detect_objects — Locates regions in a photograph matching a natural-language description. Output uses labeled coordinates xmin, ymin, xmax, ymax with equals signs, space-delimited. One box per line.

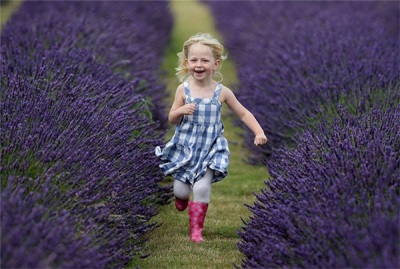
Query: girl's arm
xmin=168 ymin=84 xmax=196 ymax=125
xmin=222 ymin=86 xmax=268 ymax=146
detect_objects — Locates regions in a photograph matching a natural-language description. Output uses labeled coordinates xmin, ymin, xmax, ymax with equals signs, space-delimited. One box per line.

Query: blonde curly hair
xmin=175 ymin=33 xmax=227 ymax=82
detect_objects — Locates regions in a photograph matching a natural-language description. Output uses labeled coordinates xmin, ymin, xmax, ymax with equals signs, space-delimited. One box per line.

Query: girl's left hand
xmin=254 ymin=134 xmax=268 ymax=146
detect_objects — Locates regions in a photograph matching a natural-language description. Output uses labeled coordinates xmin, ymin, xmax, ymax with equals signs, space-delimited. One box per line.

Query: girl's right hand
xmin=254 ymin=133 xmax=268 ymax=146
xmin=181 ymin=103 xmax=196 ymax=115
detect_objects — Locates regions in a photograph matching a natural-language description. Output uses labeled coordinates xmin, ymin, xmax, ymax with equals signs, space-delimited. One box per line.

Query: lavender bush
xmin=205 ymin=1 xmax=399 ymax=162
xmin=1 ymin=175 xmax=106 ymax=269
xmin=2 ymin=0 xmax=172 ymax=127
xmin=238 ymin=105 xmax=400 ymax=268
xmin=205 ymin=1 xmax=400 ymax=267
xmin=1 ymin=1 xmax=172 ymax=268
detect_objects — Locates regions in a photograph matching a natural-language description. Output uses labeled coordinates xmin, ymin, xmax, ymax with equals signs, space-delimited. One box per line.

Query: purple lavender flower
xmin=204 ymin=2 xmax=399 ymax=267
xmin=205 ymin=1 xmax=399 ymax=162
xmin=237 ymin=105 xmax=400 ymax=268
xmin=1 ymin=1 xmax=173 ymax=268
xmin=1 ymin=175 xmax=106 ymax=269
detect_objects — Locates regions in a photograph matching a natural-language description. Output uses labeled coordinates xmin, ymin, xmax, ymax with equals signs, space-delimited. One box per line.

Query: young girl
xmin=155 ymin=33 xmax=267 ymax=243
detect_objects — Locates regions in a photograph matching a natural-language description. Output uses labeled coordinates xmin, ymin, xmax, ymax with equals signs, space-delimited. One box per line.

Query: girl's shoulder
xmin=219 ymin=84 xmax=235 ymax=103
xmin=174 ymin=83 xmax=186 ymax=101
xmin=176 ymin=83 xmax=186 ymax=94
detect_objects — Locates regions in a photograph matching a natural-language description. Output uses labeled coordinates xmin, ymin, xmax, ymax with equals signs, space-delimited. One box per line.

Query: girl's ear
xmin=214 ymin=59 xmax=221 ymax=70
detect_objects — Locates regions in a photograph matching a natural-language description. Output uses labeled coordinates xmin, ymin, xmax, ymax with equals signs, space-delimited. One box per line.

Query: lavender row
xmin=205 ymin=1 xmax=399 ymax=267
xmin=238 ymin=105 xmax=399 ymax=268
xmin=1 ymin=1 xmax=172 ymax=268
xmin=205 ymin=1 xmax=399 ymax=161
xmin=2 ymin=0 xmax=172 ymax=127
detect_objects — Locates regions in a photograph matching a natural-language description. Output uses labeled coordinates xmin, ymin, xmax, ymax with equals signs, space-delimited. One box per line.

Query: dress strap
xmin=212 ymin=83 xmax=222 ymax=100
xmin=183 ymin=81 xmax=191 ymax=97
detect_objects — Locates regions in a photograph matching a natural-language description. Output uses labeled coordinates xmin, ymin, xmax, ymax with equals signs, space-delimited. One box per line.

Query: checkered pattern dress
xmin=155 ymin=81 xmax=230 ymax=185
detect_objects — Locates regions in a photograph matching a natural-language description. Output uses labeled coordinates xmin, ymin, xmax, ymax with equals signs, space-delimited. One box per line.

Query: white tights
xmin=173 ymin=168 xmax=213 ymax=204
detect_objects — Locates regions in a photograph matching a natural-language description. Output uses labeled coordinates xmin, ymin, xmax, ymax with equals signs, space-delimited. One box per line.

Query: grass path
xmin=132 ymin=0 xmax=269 ymax=268
xmin=0 ymin=0 xmax=22 ymax=31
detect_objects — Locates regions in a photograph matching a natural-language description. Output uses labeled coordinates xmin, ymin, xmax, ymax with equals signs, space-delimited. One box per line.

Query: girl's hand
xmin=180 ymin=103 xmax=196 ymax=115
xmin=254 ymin=134 xmax=268 ymax=146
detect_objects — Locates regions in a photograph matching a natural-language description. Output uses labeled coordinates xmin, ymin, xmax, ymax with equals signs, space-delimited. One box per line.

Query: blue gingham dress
xmin=155 ymin=81 xmax=230 ymax=185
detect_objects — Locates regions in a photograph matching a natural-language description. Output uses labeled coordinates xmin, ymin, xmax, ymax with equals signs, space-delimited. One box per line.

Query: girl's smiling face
xmin=186 ymin=43 xmax=220 ymax=81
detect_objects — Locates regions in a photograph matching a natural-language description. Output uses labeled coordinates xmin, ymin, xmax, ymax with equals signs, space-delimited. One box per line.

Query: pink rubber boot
xmin=175 ymin=197 xmax=189 ymax=211
xmin=188 ymin=201 xmax=208 ymax=243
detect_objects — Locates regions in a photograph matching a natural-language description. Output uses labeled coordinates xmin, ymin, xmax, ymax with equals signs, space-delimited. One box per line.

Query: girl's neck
xmin=188 ymin=78 xmax=217 ymax=99
xmin=188 ymin=77 xmax=216 ymax=88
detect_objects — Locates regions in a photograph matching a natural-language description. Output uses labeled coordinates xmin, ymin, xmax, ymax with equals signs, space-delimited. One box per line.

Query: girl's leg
xmin=173 ymin=179 xmax=191 ymax=211
xmin=189 ymin=168 xmax=213 ymax=242
xmin=192 ymin=168 xmax=213 ymax=203
xmin=173 ymin=179 xmax=191 ymax=200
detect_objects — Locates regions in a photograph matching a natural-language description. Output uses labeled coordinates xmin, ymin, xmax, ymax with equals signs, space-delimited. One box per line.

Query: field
xmin=1 ymin=0 xmax=398 ymax=268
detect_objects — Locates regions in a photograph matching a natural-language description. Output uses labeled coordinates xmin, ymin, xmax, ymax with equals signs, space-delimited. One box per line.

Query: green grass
xmin=0 ymin=0 xmax=22 ymax=31
xmin=132 ymin=0 xmax=269 ymax=268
